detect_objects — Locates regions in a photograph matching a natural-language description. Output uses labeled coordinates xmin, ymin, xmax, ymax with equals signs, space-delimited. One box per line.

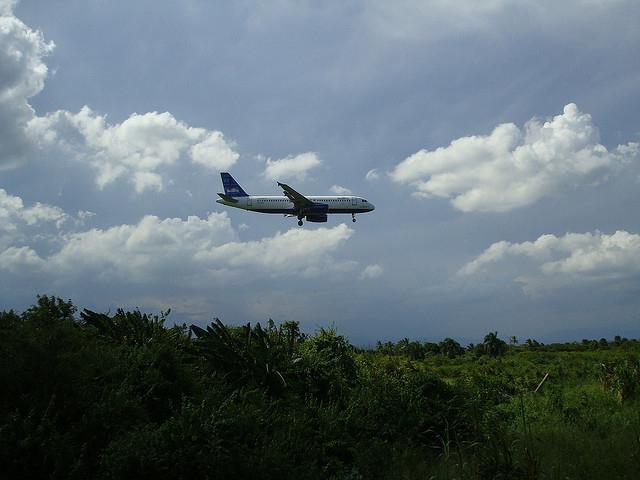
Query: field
xmin=2 ymin=296 xmax=639 ymax=479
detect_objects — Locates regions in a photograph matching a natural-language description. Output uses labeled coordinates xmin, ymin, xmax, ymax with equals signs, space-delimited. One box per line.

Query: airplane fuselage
xmin=216 ymin=172 xmax=374 ymax=225
xmin=216 ymin=195 xmax=374 ymax=215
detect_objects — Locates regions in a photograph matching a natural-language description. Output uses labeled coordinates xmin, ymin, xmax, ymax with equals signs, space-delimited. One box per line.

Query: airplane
xmin=216 ymin=172 xmax=375 ymax=226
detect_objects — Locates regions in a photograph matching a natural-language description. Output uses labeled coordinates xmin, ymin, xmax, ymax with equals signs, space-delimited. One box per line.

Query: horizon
xmin=5 ymin=293 xmax=638 ymax=349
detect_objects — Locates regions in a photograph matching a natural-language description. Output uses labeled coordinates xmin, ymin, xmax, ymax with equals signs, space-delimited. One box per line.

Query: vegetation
xmin=2 ymin=295 xmax=640 ymax=479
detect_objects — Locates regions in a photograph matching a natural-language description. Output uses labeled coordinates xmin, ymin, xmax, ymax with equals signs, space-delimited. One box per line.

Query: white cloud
xmin=198 ymin=223 xmax=355 ymax=278
xmin=359 ymin=264 xmax=383 ymax=279
xmin=0 ymin=189 xmax=24 ymax=226
xmin=190 ymin=131 xmax=239 ymax=172
xmin=329 ymin=185 xmax=352 ymax=195
xmin=0 ymin=245 xmax=45 ymax=274
xmin=460 ymin=230 xmax=640 ymax=292
xmin=0 ymin=188 xmax=67 ymax=247
xmin=365 ymin=168 xmax=380 ymax=181
xmin=0 ymin=1 xmax=16 ymax=16
xmin=262 ymin=152 xmax=321 ymax=181
xmin=28 ymin=107 xmax=239 ymax=193
xmin=76 ymin=210 xmax=96 ymax=225
xmin=48 ymin=213 xmax=238 ymax=282
xmin=0 ymin=4 xmax=54 ymax=169
xmin=391 ymin=104 xmax=640 ymax=212
xmin=20 ymin=202 xmax=67 ymax=228
xmin=0 ymin=197 xmax=356 ymax=284
xmin=1 ymin=5 xmax=237 ymax=190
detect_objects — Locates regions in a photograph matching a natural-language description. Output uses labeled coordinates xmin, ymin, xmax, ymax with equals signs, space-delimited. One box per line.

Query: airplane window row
xmin=255 ymin=199 xmax=357 ymax=203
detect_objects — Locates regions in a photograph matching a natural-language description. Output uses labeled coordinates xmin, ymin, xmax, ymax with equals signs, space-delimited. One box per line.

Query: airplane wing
xmin=277 ymin=181 xmax=314 ymax=210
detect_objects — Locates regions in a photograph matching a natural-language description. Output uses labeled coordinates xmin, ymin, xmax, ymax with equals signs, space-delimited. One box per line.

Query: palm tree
xmin=190 ymin=319 xmax=296 ymax=394
xmin=81 ymin=308 xmax=173 ymax=346
xmin=439 ymin=338 xmax=464 ymax=358
xmin=482 ymin=331 xmax=507 ymax=357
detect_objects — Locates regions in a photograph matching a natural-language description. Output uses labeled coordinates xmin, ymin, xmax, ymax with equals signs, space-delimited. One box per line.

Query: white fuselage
xmin=216 ymin=196 xmax=375 ymax=215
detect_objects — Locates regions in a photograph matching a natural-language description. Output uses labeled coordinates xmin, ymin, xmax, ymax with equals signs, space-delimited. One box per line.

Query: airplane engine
xmin=305 ymin=203 xmax=328 ymax=222
xmin=306 ymin=214 xmax=328 ymax=223
xmin=309 ymin=203 xmax=329 ymax=214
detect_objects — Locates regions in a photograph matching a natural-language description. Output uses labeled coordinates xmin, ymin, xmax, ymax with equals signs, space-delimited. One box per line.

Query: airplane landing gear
xmin=298 ymin=220 xmax=303 ymax=226
xmin=352 ymin=213 xmax=357 ymax=223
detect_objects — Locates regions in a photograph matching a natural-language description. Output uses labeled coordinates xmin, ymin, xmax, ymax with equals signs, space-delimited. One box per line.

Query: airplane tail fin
xmin=220 ymin=172 xmax=249 ymax=197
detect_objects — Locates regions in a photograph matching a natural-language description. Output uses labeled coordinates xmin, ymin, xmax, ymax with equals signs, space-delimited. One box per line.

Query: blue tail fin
xmin=220 ymin=172 xmax=249 ymax=197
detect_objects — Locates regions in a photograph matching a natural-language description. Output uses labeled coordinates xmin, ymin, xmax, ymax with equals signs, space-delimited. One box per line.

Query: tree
xmin=481 ymin=331 xmax=508 ymax=357
xmin=525 ymin=338 xmax=541 ymax=350
xmin=397 ymin=338 xmax=425 ymax=360
xmin=423 ymin=342 xmax=440 ymax=356
xmin=438 ymin=338 xmax=464 ymax=358
xmin=298 ymin=327 xmax=357 ymax=400
xmin=23 ymin=295 xmax=76 ymax=324
xmin=80 ymin=308 xmax=174 ymax=346
xmin=190 ymin=319 xmax=297 ymax=395
xmin=375 ymin=340 xmax=396 ymax=355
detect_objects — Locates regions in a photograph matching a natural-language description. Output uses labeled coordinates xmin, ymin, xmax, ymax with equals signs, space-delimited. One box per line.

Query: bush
xmin=600 ymin=357 xmax=640 ymax=403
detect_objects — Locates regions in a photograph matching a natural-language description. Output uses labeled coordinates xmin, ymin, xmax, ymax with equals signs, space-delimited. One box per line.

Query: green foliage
xmin=2 ymin=295 xmax=640 ymax=479
xmin=25 ymin=294 xmax=77 ymax=324
xmin=80 ymin=308 xmax=176 ymax=346
xmin=439 ymin=337 xmax=465 ymax=358
xmin=349 ymin=359 xmax=473 ymax=449
xmin=480 ymin=331 xmax=508 ymax=357
xmin=0 ymin=296 xmax=196 ymax=479
xmin=98 ymin=396 xmax=322 ymax=480
xmin=297 ymin=326 xmax=357 ymax=401
xmin=600 ymin=357 xmax=640 ymax=403
xmin=190 ymin=318 xmax=303 ymax=395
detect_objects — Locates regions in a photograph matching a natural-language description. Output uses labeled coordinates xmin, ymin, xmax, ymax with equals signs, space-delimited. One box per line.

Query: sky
xmin=1 ymin=0 xmax=640 ymax=345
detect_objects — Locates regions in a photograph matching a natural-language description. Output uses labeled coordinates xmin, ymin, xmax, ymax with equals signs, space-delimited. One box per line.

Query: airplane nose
xmin=369 ymin=203 xmax=375 ymax=211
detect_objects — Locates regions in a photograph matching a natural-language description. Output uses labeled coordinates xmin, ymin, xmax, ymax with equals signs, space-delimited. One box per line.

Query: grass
xmin=415 ymin=351 xmax=640 ymax=479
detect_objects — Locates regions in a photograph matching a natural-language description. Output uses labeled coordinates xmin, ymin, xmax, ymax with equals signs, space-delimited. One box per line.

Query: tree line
xmin=374 ymin=332 xmax=638 ymax=360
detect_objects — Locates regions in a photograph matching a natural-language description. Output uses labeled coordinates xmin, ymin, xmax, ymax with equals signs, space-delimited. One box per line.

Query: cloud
xmin=0 ymin=188 xmax=67 ymax=248
xmin=262 ymin=152 xmax=321 ymax=181
xmin=391 ymin=104 xmax=640 ymax=212
xmin=359 ymin=264 xmax=383 ymax=279
xmin=0 ymin=4 xmax=54 ymax=169
xmin=19 ymin=202 xmax=68 ymax=228
xmin=329 ymin=185 xmax=352 ymax=195
xmin=460 ymin=230 xmax=640 ymax=293
xmin=76 ymin=210 xmax=96 ymax=224
xmin=0 ymin=1 xmax=16 ymax=16
xmin=190 ymin=131 xmax=239 ymax=172
xmin=0 ymin=190 xmax=356 ymax=285
xmin=198 ymin=223 xmax=355 ymax=278
xmin=28 ymin=107 xmax=239 ymax=193
xmin=0 ymin=245 xmax=45 ymax=274
xmin=1 ymin=5 xmax=237 ymax=191
xmin=45 ymin=213 xmax=238 ymax=282
xmin=365 ymin=169 xmax=380 ymax=181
